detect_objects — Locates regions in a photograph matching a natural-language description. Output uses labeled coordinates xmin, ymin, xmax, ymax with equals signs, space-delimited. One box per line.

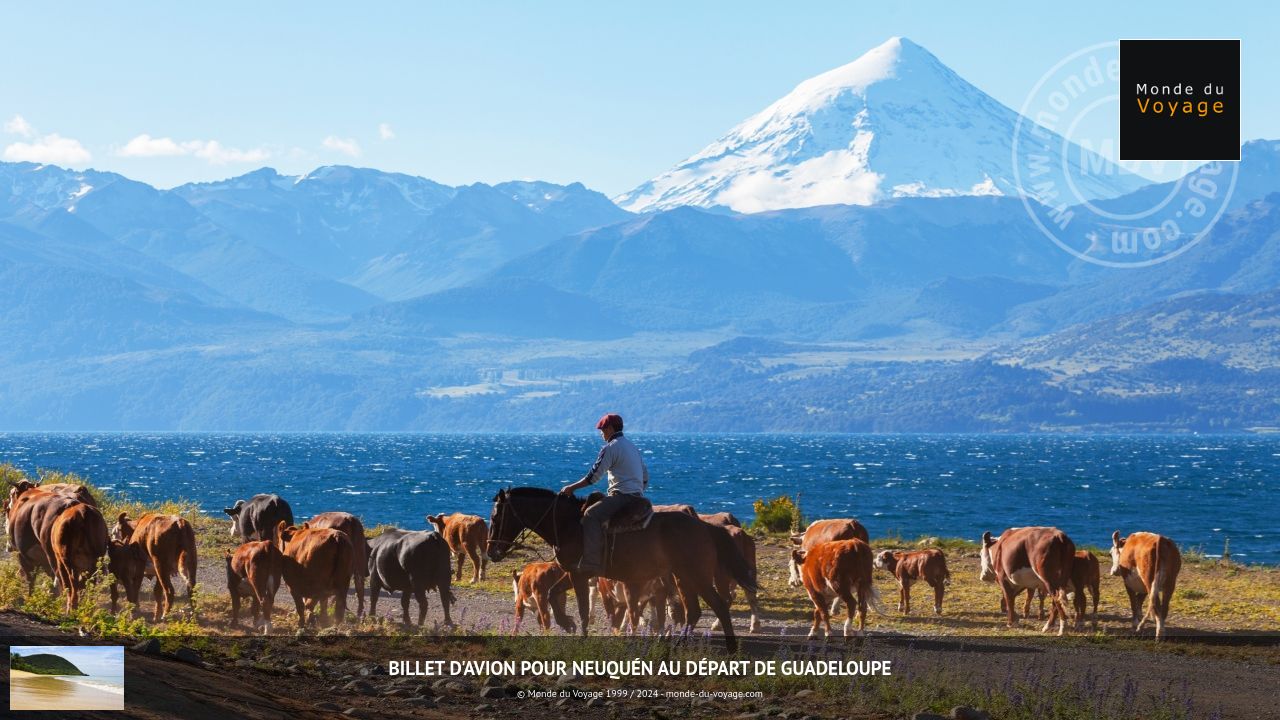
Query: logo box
xmin=1119 ymin=39 xmax=1240 ymax=161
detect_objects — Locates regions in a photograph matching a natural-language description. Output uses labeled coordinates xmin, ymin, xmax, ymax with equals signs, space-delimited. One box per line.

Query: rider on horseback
xmin=559 ymin=413 xmax=649 ymax=576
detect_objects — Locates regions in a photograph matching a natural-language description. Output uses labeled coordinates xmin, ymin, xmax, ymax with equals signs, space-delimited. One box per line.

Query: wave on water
xmin=67 ymin=677 xmax=125 ymax=695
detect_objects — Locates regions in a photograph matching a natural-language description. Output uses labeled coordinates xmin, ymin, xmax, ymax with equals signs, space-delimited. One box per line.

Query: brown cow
xmin=4 ymin=482 xmax=94 ymax=554
xmin=1110 ymin=530 xmax=1182 ymax=640
xmin=226 ymin=540 xmax=283 ymax=634
xmin=276 ymin=520 xmax=353 ymax=627
xmin=6 ymin=479 xmax=97 ymax=512
xmin=873 ymin=549 xmax=951 ymax=615
xmin=49 ymin=503 xmax=109 ymax=612
xmin=708 ymin=524 xmax=761 ymax=633
xmin=6 ymin=490 xmax=83 ymax=593
xmin=427 ymin=512 xmax=487 ymax=583
xmin=979 ymin=527 xmax=1075 ymax=635
xmin=512 ymin=561 xmax=576 ymax=633
xmin=789 ymin=519 xmax=869 ymax=587
xmin=308 ymin=511 xmax=369 ymax=618
xmin=112 ymin=513 xmax=199 ymax=621
xmin=698 ymin=512 xmax=742 ymax=528
xmin=1002 ymin=552 xmax=1101 ymax=631
xmin=791 ymin=539 xmax=882 ymax=639
xmin=652 ymin=503 xmax=698 ymax=516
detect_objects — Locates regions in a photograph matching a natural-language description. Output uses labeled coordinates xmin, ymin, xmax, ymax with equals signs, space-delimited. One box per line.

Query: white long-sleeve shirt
xmin=581 ymin=433 xmax=649 ymax=495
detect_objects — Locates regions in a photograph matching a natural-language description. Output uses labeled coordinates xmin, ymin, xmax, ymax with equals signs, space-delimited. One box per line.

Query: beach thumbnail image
xmin=9 ymin=645 xmax=124 ymax=711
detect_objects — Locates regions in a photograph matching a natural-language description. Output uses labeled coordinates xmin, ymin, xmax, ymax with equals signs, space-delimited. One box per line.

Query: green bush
xmin=750 ymin=494 xmax=802 ymax=533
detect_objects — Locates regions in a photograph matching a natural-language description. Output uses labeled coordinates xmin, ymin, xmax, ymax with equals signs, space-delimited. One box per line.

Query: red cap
xmin=595 ymin=413 xmax=623 ymax=432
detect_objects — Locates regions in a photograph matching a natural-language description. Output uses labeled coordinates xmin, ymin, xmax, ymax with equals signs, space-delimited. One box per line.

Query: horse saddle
xmin=584 ymin=492 xmax=654 ymax=535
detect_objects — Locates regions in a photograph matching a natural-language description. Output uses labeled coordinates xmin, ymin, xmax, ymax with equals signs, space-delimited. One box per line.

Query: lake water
xmin=1 ymin=433 xmax=1275 ymax=563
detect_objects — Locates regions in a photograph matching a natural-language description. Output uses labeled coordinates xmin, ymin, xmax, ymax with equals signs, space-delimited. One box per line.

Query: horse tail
xmin=710 ymin=525 xmax=757 ymax=594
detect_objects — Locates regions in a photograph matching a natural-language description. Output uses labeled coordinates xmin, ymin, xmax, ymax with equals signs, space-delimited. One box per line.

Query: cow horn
xmin=1112 ymin=530 xmax=1122 ymax=546
xmin=982 ymin=531 xmax=993 ymax=546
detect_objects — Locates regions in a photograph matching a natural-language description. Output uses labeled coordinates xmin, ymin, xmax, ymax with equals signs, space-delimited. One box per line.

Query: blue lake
xmin=1 ymin=433 xmax=1275 ymax=563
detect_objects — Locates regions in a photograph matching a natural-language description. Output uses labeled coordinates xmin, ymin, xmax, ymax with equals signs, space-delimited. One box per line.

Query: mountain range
xmin=1 ymin=37 xmax=1278 ymax=431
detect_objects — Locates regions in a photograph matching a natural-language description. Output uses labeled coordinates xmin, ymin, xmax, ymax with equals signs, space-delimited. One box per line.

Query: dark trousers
xmin=581 ymin=493 xmax=647 ymax=568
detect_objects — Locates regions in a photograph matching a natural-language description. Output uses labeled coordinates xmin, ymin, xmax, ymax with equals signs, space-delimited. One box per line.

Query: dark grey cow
xmin=367 ymin=528 xmax=454 ymax=626
xmin=223 ymin=494 xmax=293 ymax=542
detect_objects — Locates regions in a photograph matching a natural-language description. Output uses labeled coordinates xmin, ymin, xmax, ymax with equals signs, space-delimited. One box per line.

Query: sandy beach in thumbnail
xmin=9 ymin=668 xmax=124 ymax=711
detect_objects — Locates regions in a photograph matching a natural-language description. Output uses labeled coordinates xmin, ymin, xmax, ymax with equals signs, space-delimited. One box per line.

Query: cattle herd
xmin=2 ymin=479 xmax=1185 ymax=642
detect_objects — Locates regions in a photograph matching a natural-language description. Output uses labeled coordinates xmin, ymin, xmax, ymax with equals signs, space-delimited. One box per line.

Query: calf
xmin=512 ymin=561 xmax=576 ymax=632
xmin=1110 ymin=530 xmax=1181 ymax=640
xmin=592 ymin=577 xmax=630 ymax=631
xmin=277 ymin=521 xmax=353 ymax=628
xmin=49 ymin=503 xmax=109 ymax=612
xmin=224 ymin=494 xmax=293 ymax=541
xmin=226 ymin=540 xmax=283 ymax=634
xmin=112 ymin=513 xmax=199 ymax=621
xmin=591 ymin=576 xmax=671 ymax=634
xmin=979 ymin=527 xmax=1075 ymax=635
xmin=1003 ymin=551 xmax=1100 ymax=629
xmin=367 ymin=527 xmax=454 ymax=626
xmin=874 ymin=549 xmax=950 ymax=615
xmin=789 ymin=518 xmax=869 ymax=587
xmin=426 ymin=512 xmax=487 ymax=583
xmin=1071 ymin=550 xmax=1101 ymax=631
xmin=792 ymin=539 xmax=881 ymax=639
xmin=308 ymin=511 xmax=369 ymax=618
xmin=107 ymin=540 xmax=146 ymax=613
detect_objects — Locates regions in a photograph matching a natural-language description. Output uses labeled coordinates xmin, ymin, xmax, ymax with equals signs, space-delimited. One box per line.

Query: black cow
xmin=367 ymin=528 xmax=454 ymax=626
xmin=223 ymin=494 xmax=293 ymax=542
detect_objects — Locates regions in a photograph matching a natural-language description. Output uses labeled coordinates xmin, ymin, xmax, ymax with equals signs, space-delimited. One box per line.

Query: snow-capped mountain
xmin=616 ymin=37 xmax=1148 ymax=213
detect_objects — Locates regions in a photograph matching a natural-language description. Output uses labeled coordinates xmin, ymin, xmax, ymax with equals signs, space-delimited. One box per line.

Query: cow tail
xmin=177 ymin=518 xmax=198 ymax=593
xmin=1146 ymin=538 xmax=1164 ymax=624
xmin=865 ymin=582 xmax=887 ymax=616
xmin=711 ymin=525 xmax=757 ymax=594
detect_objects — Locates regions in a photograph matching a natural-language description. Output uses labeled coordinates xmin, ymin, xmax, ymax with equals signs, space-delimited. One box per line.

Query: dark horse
xmin=486 ymin=487 xmax=756 ymax=652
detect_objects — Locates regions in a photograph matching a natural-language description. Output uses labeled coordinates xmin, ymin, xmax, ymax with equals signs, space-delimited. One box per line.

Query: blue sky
xmin=11 ymin=646 xmax=123 ymax=676
xmin=2 ymin=2 xmax=1275 ymax=193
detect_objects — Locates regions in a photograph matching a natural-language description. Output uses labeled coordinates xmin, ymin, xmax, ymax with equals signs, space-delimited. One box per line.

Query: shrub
xmin=750 ymin=494 xmax=802 ymax=534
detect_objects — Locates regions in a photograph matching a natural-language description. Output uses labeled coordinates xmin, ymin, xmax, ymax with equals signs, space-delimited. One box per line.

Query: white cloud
xmin=4 ymin=114 xmax=34 ymax=137
xmin=322 ymin=135 xmax=362 ymax=157
xmin=119 ymin=134 xmax=187 ymax=157
xmin=3 ymin=133 xmax=92 ymax=166
xmin=117 ymin=134 xmax=270 ymax=165
xmin=191 ymin=140 xmax=270 ymax=165
xmin=378 ymin=123 xmax=395 ymax=141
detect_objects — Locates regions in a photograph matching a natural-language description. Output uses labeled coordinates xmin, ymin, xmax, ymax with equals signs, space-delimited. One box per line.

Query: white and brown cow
xmin=873 ymin=548 xmax=950 ymax=615
xmin=789 ymin=519 xmax=869 ymax=587
xmin=1110 ymin=530 xmax=1182 ymax=640
xmin=979 ymin=526 xmax=1075 ymax=635
xmin=791 ymin=539 xmax=882 ymax=640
